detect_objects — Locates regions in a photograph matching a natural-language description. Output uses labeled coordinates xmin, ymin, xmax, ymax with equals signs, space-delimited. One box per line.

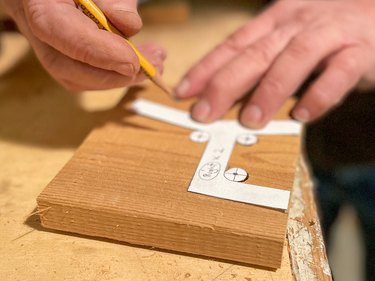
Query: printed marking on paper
xmin=132 ymin=99 xmax=301 ymax=210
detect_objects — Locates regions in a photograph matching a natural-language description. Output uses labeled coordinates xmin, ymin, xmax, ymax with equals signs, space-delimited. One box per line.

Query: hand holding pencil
xmin=1 ymin=0 xmax=167 ymax=91
xmin=74 ymin=0 xmax=172 ymax=95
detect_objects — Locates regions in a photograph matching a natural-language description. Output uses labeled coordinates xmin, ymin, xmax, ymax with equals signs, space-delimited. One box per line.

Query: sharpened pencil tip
xmin=151 ymin=74 xmax=173 ymax=97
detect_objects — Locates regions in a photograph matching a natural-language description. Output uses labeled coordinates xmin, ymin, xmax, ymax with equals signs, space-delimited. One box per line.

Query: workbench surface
xmin=0 ymin=5 xmax=332 ymax=281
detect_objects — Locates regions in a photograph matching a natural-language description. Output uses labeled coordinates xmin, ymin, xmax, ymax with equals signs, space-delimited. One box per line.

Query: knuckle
xmin=272 ymin=0 xmax=302 ymax=17
xmin=191 ymin=59 xmax=216 ymax=81
xmin=201 ymin=53 xmax=218 ymax=70
xmin=245 ymin=41 xmax=274 ymax=66
xmin=272 ymin=1 xmax=288 ymax=14
xmin=310 ymin=87 xmax=338 ymax=111
xmin=260 ymin=77 xmax=286 ymax=98
xmin=207 ymin=74 xmax=240 ymax=104
xmin=224 ymin=32 xmax=247 ymax=53
xmin=269 ymin=27 xmax=287 ymax=43
xmin=336 ymin=56 xmax=359 ymax=78
xmin=288 ymin=35 xmax=316 ymax=58
xmin=208 ymin=76 xmax=230 ymax=94
xmin=223 ymin=39 xmax=242 ymax=54
xmin=295 ymin=9 xmax=315 ymax=24
xmin=25 ymin=1 xmax=49 ymax=38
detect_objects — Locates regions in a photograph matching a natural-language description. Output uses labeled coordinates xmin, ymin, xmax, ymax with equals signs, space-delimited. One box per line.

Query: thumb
xmin=94 ymin=0 xmax=142 ymax=37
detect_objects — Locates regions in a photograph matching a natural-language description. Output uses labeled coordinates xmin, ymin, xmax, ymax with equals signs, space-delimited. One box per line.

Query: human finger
xmin=174 ymin=1 xmax=304 ymax=99
xmin=24 ymin=0 xmax=140 ymax=76
xmin=33 ymin=39 xmax=136 ymax=91
xmin=292 ymin=47 xmax=365 ymax=122
xmin=174 ymin=10 xmax=277 ymax=99
xmin=94 ymin=0 xmax=142 ymax=37
xmin=241 ymin=26 xmax=349 ymax=128
xmin=191 ymin=23 xmax=301 ymax=123
xmin=31 ymin=37 xmax=166 ymax=91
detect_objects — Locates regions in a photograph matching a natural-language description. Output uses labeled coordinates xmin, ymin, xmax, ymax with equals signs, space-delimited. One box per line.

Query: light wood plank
xmin=37 ymin=85 xmax=301 ymax=269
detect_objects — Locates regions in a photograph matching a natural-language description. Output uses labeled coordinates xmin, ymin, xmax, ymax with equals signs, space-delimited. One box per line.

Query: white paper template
xmin=132 ymin=99 xmax=301 ymax=210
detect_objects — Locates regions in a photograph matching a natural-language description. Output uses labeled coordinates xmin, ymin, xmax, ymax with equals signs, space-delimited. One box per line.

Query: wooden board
xmin=37 ymin=84 xmax=301 ymax=269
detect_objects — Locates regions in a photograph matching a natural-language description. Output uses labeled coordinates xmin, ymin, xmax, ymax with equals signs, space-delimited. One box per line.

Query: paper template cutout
xmin=132 ymin=99 xmax=301 ymax=210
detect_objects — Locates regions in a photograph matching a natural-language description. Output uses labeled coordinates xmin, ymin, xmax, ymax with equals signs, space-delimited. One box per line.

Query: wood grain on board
xmin=37 ymin=84 xmax=301 ymax=269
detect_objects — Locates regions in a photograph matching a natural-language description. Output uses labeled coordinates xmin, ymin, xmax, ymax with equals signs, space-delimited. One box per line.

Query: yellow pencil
xmin=73 ymin=0 xmax=172 ymax=96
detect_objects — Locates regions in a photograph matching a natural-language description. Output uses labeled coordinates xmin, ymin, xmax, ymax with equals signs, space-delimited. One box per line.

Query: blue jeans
xmin=313 ymin=165 xmax=375 ymax=281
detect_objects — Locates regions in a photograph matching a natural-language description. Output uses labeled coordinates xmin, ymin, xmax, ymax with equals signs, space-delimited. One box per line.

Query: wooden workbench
xmin=0 ymin=5 xmax=332 ymax=281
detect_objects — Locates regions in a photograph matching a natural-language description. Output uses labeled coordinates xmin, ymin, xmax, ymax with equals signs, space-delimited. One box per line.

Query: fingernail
xmin=175 ymin=79 xmax=190 ymax=98
xmin=242 ymin=104 xmax=263 ymax=128
xmin=293 ymin=107 xmax=310 ymax=122
xmin=192 ymin=100 xmax=211 ymax=122
xmin=120 ymin=63 xmax=136 ymax=76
